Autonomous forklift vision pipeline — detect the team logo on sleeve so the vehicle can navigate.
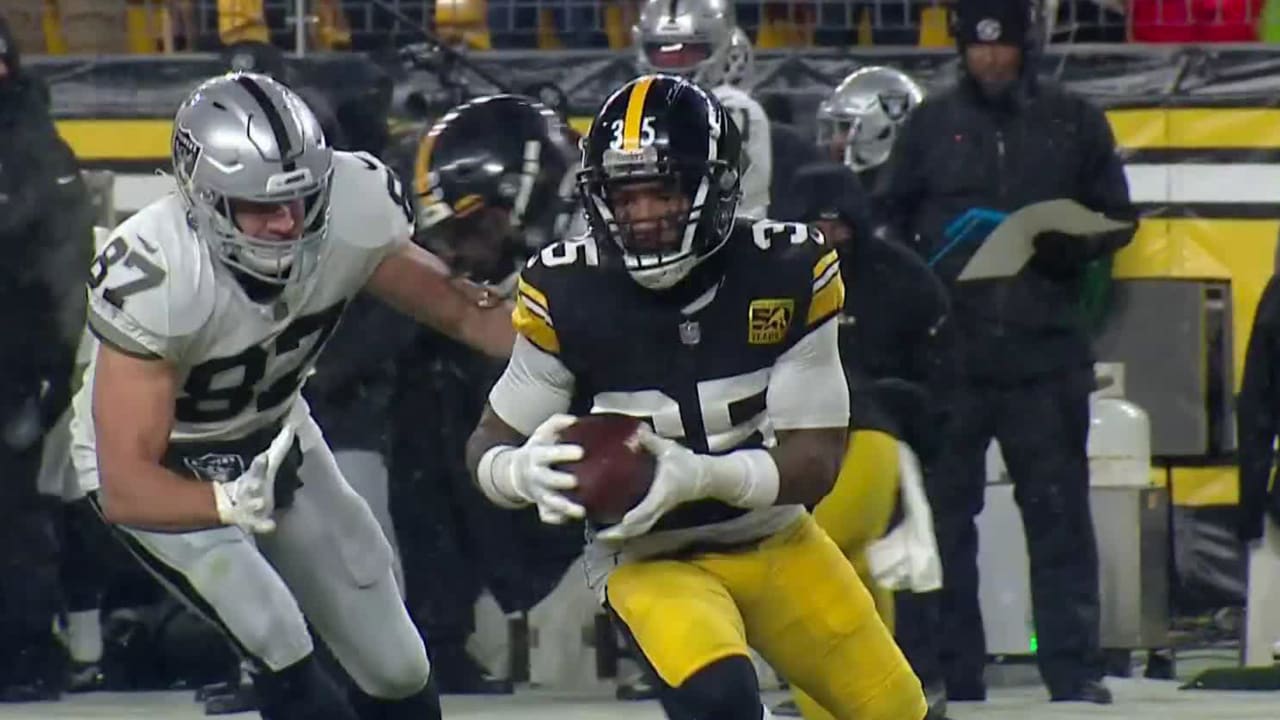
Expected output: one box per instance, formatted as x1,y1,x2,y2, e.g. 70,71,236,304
748,299,794,345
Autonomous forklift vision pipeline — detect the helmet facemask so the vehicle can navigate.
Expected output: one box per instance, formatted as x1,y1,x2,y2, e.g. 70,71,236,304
580,144,738,290
639,38,719,84
178,155,333,287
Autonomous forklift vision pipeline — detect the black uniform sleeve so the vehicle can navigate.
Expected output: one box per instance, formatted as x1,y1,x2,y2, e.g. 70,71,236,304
1238,274,1280,542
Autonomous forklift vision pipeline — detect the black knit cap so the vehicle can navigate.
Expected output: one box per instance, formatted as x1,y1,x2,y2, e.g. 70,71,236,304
954,0,1031,46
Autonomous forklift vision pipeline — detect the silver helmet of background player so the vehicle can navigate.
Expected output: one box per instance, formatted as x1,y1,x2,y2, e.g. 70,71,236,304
171,72,334,285
720,27,754,88
816,66,924,173
633,0,737,87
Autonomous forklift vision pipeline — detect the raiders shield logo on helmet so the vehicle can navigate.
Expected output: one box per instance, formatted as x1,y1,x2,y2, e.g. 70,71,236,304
173,126,203,182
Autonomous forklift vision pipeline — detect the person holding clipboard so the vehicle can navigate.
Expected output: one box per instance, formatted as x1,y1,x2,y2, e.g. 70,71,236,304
873,0,1136,706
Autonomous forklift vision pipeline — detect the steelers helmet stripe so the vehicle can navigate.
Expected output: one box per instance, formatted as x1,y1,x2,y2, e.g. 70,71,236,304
622,76,656,150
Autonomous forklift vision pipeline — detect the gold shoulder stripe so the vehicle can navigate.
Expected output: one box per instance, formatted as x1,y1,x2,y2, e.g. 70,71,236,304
513,278,559,354
517,277,550,315
812,249,840,282
807,270,845,328
622,76,656,151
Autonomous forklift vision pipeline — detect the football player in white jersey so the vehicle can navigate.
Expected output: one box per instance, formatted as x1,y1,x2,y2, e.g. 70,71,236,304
633,0,772,219
68,73,514,720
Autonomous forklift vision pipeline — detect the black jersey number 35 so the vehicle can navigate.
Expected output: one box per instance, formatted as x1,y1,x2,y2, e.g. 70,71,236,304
175,302,346,424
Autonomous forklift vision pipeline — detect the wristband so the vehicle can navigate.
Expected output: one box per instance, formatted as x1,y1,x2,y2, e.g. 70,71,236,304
704,448,780,509
476,445,526,508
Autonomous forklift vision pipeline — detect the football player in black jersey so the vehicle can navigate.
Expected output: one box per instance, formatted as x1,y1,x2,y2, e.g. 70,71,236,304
466,75,926,720
389,94,584,693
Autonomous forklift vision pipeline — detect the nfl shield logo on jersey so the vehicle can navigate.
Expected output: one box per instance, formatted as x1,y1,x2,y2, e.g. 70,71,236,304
183,453,247,484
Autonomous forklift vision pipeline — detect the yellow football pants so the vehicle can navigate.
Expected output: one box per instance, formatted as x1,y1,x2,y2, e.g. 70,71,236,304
607,512,925,720
794,429,904,720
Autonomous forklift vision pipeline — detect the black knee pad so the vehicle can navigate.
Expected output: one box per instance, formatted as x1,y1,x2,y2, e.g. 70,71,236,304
252,654,359,720
348,674,442,720
662,655,762,720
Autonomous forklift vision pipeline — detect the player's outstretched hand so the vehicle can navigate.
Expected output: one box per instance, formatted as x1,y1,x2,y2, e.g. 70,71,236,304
213,420,298,534
597,429,710,542
507,414,587,525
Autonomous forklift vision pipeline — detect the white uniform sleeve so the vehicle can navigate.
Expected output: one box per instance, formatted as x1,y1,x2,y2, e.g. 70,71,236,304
767,317,849,430
713,85,772,219
488,334,576,436
85,201,214,361
326,151,415,278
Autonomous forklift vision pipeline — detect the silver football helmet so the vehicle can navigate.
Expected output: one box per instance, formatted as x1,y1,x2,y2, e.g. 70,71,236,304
816,66,924,173
720,27,754,88
633,0,736,87
172,72,333,285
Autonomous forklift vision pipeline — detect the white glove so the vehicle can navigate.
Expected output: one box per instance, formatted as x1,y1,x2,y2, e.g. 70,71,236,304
482,414,586,525
212,421,298,534
597,429,779,542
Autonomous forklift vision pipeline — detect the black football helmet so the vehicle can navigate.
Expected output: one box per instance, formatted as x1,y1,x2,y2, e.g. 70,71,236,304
578,74,742,290
413,94,577,285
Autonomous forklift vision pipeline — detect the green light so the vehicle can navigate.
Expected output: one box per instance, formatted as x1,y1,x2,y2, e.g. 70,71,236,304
1029,633,1038,654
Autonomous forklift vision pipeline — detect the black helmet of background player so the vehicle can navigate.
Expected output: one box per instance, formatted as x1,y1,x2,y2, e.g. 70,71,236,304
816,67,923,175
777,163,871,255
633,0,737,88
221,40,287,79
578,74,742,291
414,94,577,286
953,0,1035,104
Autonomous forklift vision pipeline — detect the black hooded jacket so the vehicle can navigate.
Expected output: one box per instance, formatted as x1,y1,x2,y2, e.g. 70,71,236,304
873,1,1135,382
0,18,92,424
778,162,951,458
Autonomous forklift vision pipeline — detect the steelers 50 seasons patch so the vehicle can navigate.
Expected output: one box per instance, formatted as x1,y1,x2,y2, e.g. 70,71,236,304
748,299,794,344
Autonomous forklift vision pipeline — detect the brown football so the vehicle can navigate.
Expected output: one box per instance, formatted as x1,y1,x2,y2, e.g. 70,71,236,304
556,413,656,525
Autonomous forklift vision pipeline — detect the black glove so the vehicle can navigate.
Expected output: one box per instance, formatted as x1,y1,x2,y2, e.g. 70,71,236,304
1031,231,1098,272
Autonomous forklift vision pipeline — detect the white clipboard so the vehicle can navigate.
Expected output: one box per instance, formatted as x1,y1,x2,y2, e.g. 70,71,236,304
957,199,1134,281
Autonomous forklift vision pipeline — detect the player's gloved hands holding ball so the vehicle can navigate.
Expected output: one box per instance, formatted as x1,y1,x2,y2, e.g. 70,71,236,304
212,420,299,534
482,413,779,541
483,413,779,538
596,428,778,542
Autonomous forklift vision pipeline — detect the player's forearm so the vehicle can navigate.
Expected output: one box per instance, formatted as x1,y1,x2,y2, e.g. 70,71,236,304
98,461,222,531
457,302,516,359
767,427,847,506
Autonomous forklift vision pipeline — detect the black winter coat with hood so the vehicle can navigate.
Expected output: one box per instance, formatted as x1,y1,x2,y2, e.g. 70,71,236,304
873,0,1135,382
